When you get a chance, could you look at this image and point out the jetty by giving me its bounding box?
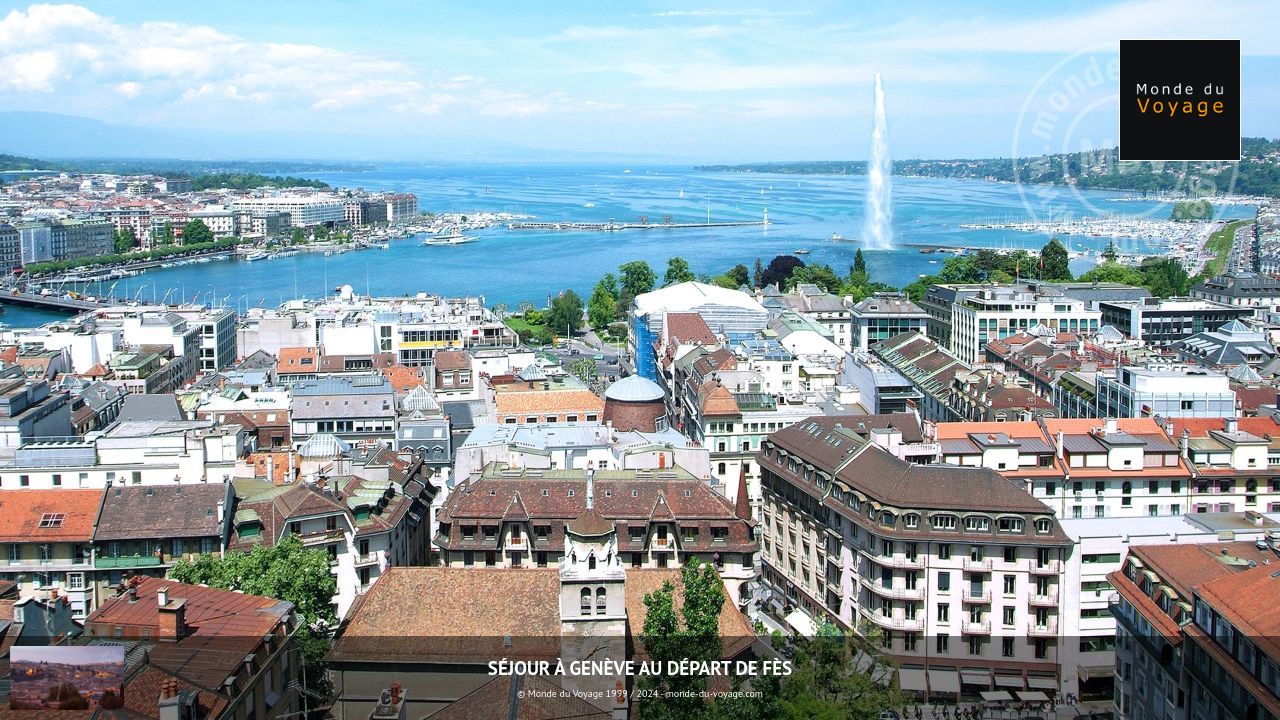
[508,211,770,233]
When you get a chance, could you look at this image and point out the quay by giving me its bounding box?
[508,212,769,233]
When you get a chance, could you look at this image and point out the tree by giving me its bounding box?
[768,623,908,719]
[664,256,696,286]
[588,276,619,329]
[158,222,176,247]
[752,258,764,288]
[1078,261,1143,285]
[516,301,535,316]
[113,228,136,254]
[1039,238,1072,281]
[726,263,750,288]
[1102,240,1119,262]
[182,219,214,246]
[853,249,867,276]
[290,227,306,245]
[1140,257,1191,297]
[492,302,509,319]
[313,225,330,241]
[546,289,585,336]
[758,255,806,290]
[169,534,337,702]
[619,260,656,298]
[567,357,597,385]
[637,559,725,720]
[789,263,842,293]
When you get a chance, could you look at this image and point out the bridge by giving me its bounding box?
[0,289,104,313]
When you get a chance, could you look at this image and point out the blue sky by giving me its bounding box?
[0,1,1277,161]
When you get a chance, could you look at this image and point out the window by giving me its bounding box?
[1002,575,1016,595]
[1003,607,1015,626]
[996,517,1024,533]
[937,572,950,592]
[936,635,949,655]
[596,588,607,615]
[1003,546,1017,563]
[37,513,65,529]
[51,474,61,487]
[1002,637,1015,657]
[19,474,29,487]
[938,543,951,560]
[938,603,950,622]
[580,588,592,616]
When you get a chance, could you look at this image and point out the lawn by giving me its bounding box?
[1201,219,1252,279]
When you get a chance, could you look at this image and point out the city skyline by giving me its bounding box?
[1,1,1278,162]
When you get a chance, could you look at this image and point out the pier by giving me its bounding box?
[508,212,769,233]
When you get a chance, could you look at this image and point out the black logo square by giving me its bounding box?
[1119,39,1240,161]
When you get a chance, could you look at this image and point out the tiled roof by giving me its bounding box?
[380,365,425,393]
[625,569,755,660]
[94,484,226,542]
[495,390,604,417]
[664,312,718,346]
[433,349,472,371]
[698,382,739,416]
[1194,564,1280,660]
[0,489,101,542]
[276,347,317,374]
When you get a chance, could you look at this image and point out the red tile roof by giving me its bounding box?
[1169,416,1280,438]
[380,365,424,394]
[433,349,472,371]
[276,347,317,374]
[0,489,102,542]
[665,312,718,346]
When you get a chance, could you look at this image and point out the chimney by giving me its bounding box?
[1055,431,1064,460]
[1180,429,1190,459]
[157,679,190,720]
[157,592,187,642]
[370,683,408,720]
[585,463,595,509]
[128,586,138,603]
[157,586,168,607]
[1103,417,1118,435]
[1225,417,1239,434]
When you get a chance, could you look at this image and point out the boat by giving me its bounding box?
[794,249,811,255]
[583,202,596,208]
[424,229,479,246]
[679,189,684,198]
[243,251,268,262]
[831,232,846,241]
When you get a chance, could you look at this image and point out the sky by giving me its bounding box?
[0,1,1278,162]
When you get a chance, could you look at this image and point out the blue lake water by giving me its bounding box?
[5,165,1255,327]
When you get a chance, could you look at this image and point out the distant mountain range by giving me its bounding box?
[697,138,1280,197]
[0,111,676,166]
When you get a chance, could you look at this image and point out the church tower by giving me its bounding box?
[558,465,628,720]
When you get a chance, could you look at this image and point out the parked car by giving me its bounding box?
[592,353,604,360]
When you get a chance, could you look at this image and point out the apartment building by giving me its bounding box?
[0,222,21,272]
[1191,270,1280,317]
[290,375,397,446]
[872,331,970,422]
[851,293,929,352]
[1109,541,1280,720]
[433,464,759,605]
[0,488,100,617]
[1092,366,1239,419]
[1099,297,1252,346]
[759,416,1073,698]
[1169,416,1280,514]
[230,195,345,227]
[773,283,856,351]
[0,365,74,462]
[950,285,1101,364]
[384,193,419,223]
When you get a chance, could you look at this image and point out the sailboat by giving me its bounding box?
[679,189,685,198]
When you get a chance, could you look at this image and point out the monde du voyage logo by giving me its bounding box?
[1120,40,1240,162]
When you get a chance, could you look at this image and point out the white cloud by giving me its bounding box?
[115,81,140,98]
[0,50,60,91]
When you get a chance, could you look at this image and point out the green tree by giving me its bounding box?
[290,227,306,245]
[182,219,214,246]
[567,357,597,385]
[1140,257,1191,297]
[769,623,907,719]
[725,263,750,288]
[313,225,330,241]
[588,276,619,329]
[637,559,725,720]
[789,262,842,293]
[1039,238,1072,280]
[546,289,585,337]
[113,228,137,254]
[169,534,337,702]
[752,258,764,288]
[1102,240,1119,262]
[619,260,657,298]
[853,249,867,276]
[158,222,176,246]
[759,255,806,289]
[663,256,696,286]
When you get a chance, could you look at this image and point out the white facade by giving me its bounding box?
[951,287,1101,363]
[231,196,344,227]
[1095,366,1237,419]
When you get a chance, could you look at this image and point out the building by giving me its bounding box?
[384,193,418,223]
[1169,416,1280,514]
[433,463,758,605]
[91,483,230,606]
[0,222,20,272]
[839,351,924,415]
[1191,270,1280,317]
[1098,297,1252,346]
[242,210,291,239]
[602,375,667,432]
[431,349,474,398]
[290,376,397,446]
[94,206,154,245]
[1174,319,1278,371]
[758,416,1074,698]
[15,216,113,264]
[230,195,345,227]
[82,576,301,720]
[187,207,240,238]
[872,331,970,422]
[488,369,604,426]
[1108,541,1280,720]
[0,488,100,617]
[1093,365,1238,419]
[0,365,74,463]
[630,282,769,381]
[774,284,855,351]
[228,443,436,618]
[950,285,1101,364]
[850,293,929,352]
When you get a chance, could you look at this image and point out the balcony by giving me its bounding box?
[860,548,924,569]
[299,529,346,547]
[868,613,924,631]
[962,619,992,634]
[95,555,164,569]
[1029,560,1062,575]
[6,558,93,569]
[506,536,527,550]
[353,552,381,567]
[1029,593,1059,607]
[962,588,992,603]
[651,537,675,552]
[864,579,925,601]
[963,557,993,571]
[1028,618,1059,637]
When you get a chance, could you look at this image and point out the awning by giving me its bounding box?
[961,669,991,686]
[784,609,816,638]
[1017,690,1050,702]
[898,667,928,692]
[980,690,1013,702]
[994,674,1023,688]
[1026,677,1059,690]
[1078,664,1115,681]
[928,668,961,694]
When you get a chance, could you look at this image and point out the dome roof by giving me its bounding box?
[298,433,351,459]
[604,375,665,403]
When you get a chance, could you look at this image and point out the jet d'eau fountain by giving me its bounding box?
[863,73,893,250]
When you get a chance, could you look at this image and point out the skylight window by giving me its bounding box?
[38,513,65,528]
